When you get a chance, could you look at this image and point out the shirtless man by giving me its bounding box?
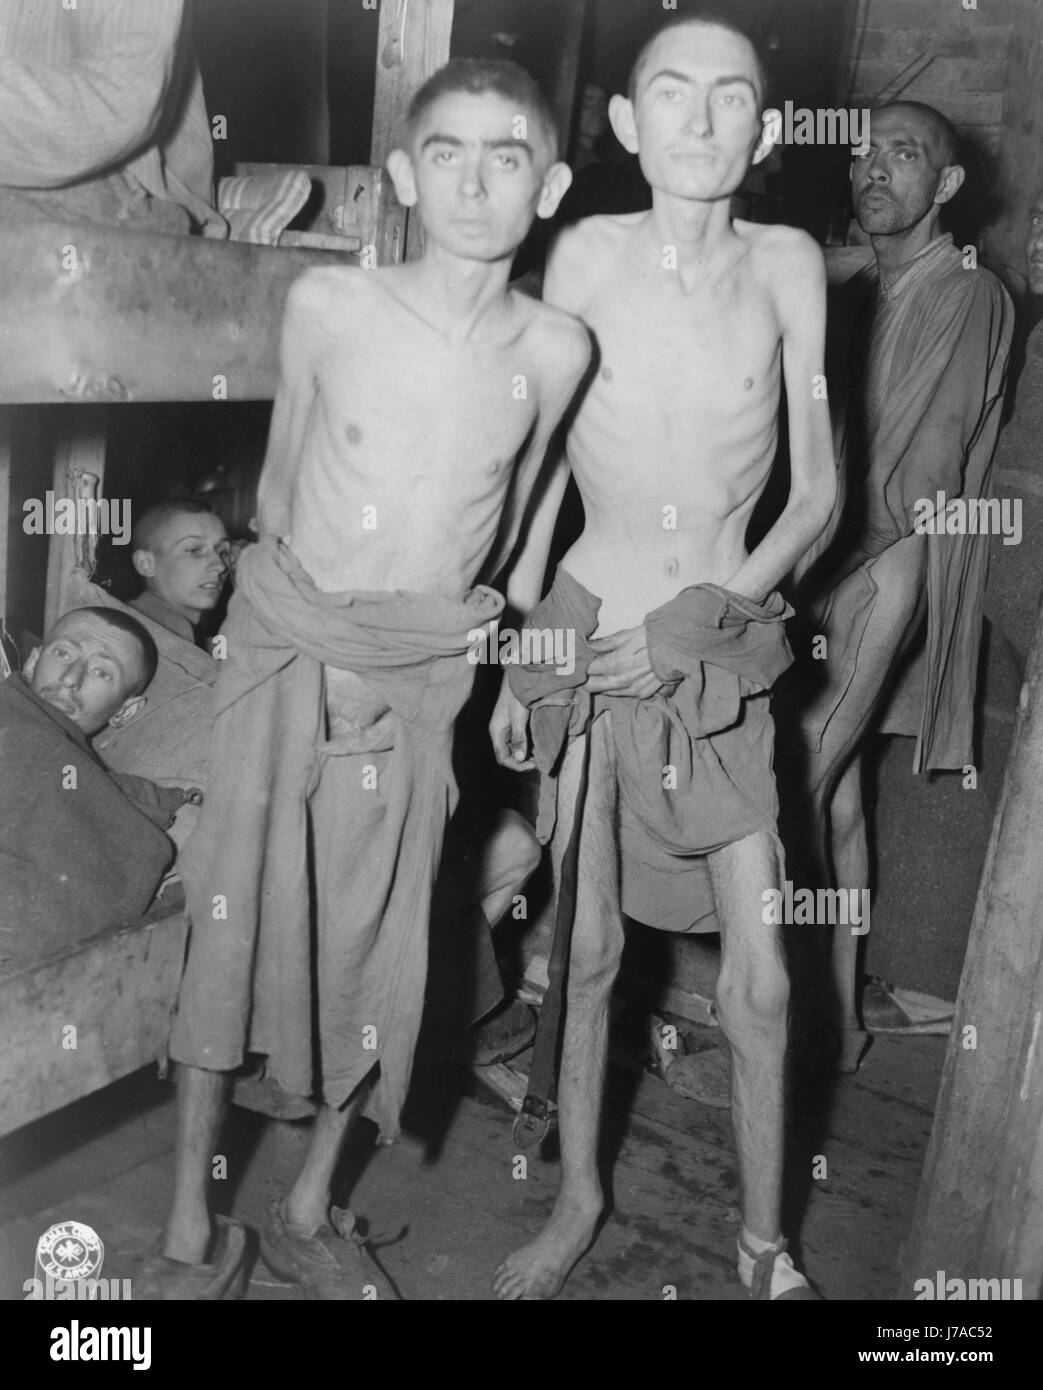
[151,59,589,1299]
[490,13,835,1300]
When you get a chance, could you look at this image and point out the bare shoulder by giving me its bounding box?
[284,263,362,316]
[737,220,825,286]
[518,293,592,383]
[281,265,370,351]
[545,213,637,309]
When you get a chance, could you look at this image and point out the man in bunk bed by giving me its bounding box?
[0,607,196,970]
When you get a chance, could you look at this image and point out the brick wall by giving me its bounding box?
[845,0,1014,155]
[984,0,1043,283]
[844,0,1043,281]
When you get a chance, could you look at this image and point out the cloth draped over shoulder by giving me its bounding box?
[809,235,1013,772]
[0,675,178,969]
[170,536,503,1141]
[507,566,792,933]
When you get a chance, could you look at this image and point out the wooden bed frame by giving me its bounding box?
[0,0,589,1140]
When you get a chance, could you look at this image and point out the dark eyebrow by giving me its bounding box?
[646,69,758,98]
[486,138,533,160]
[711,75,758,95]
[419,134,534,158]
[646,68,694,87]
[420,133,464,152]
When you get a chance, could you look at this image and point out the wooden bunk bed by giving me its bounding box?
[0,0,451,1138]
[0,0,589,1140]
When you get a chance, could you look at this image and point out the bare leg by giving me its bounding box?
[476,808,542,931]
[804,538,927,1050]
[282,1085,371,1233]
[828,757,868,1036]
[494,715,622,1299]
[710,832,789,1244]
[163,1063,229,1263]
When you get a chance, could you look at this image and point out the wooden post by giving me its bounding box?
[550,0,588,162]
[900,597,1043,1296]
[369,0,455,260]
[43,408,106,633]
[0,409,11,635]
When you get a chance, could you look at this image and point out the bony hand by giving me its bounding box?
[489,681,535,771]
[585,625,664,699]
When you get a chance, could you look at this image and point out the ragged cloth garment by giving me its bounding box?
[0,674,181,970]
[507,566,793,933]
[985,317,1043,662]
[169,536,503,1141]
[808,235,1013,772]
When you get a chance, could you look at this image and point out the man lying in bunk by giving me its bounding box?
[148,58,590,1300]
[0,607,195,969]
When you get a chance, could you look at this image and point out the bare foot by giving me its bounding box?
[162,1216,212,1266]
[493,1196,601,1300]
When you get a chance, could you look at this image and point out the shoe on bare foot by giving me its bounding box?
[260,1198,398,1300]
[454,999,537,1067]
[493,1199,601,1300]
[738,1232,820,1301]
[136,1217,247,1300]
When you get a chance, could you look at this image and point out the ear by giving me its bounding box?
[386,148,418,208]
[108,695,146,729]
[935,163,965,206]
[23,646,40,681]
[535,162,574,221]
[132,548,155,579]
[608,94,639,156]
[751,108,780,167]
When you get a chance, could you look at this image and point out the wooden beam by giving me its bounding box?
[370,0,455,260]
[901,597,1043,1295]
[0,905,188,1139]
[0,221,352,405]
[0,410,11,634]
[551,0,588,162]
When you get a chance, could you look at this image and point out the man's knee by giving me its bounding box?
[568,919,624,995]
[716,959,790,1045]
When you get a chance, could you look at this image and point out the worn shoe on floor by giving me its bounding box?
[136,1217,247,1300]
[862,978,953,1035]
[455,998,537,1067]
[739,1233,820,1301]
[260,1198,398,1300]
[230,1071,318,1121]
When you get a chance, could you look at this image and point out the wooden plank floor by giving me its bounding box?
[0,1033,944,1301]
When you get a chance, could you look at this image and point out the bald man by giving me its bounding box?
[797,103,1013,1064]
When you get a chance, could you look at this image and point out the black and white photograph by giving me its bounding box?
[0,0,1040,1341]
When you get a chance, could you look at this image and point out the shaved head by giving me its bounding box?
[871,101,960,169]
[628,10,768,106]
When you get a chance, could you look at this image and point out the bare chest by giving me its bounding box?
[584,273,780,422]
[320,334,537,476]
